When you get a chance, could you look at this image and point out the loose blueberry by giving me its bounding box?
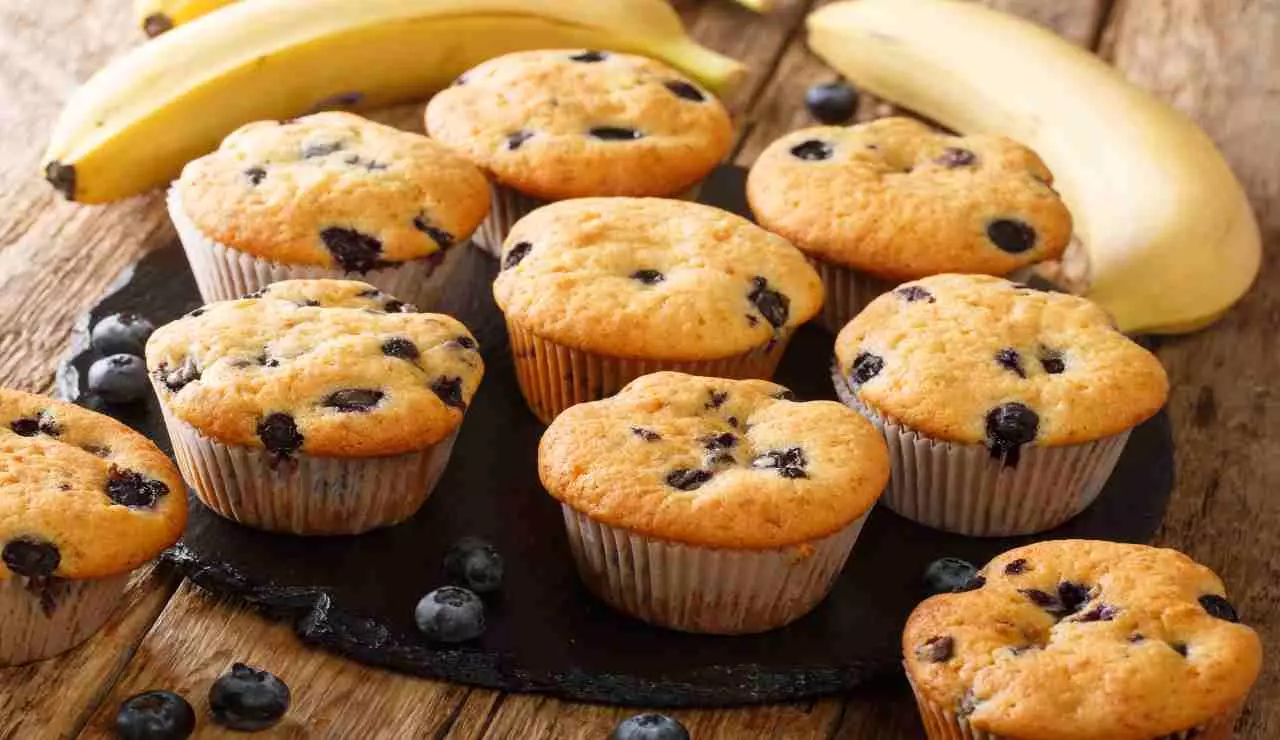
[381,337,419,361]
[664,80,705,103]
[569,50,607,63]
[208,663,291,732]
[114,690,196,740]
[915,635,954,663]
[986,219,1037,254]
[91,313,155,356]
[1199,594,1240,622]
[804,81,858,125]
[503,241,532,270]
[244,167,266,186]
[1040,350,1066,375]
[589,126,643,141]
[412,215,454,250]
[321,389,384,412]
[506,130,534,150]
[789,139,833,161]
[850,352,884,386]
[937,147,977,168]
[444,538,504,594]
[415,586,485,642]
[320,227,384,273]
[106,466,169,508]
[2,537,60,578]
[666,468,713,491]
[430,376,466,410]
[610,713,690,740]
[89,354,150,404]
[995,348,1026,378]
[257,413,304,457]
[985,402,1038,467]
[894,285,935,303]
[923,558,982,596]
[630,269,664,285]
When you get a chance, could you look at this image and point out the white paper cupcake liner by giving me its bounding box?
[168,187,467,309]
[473,182,707,259]
[908,678,1238,740]
[560,505,868,635]
[833,368,1129,537]
[158,403,458,536]
[807,257,896,333]
[0,571,130,665]
[506,320,792,424]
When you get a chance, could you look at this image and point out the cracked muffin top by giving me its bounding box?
[747,117,1071,280]
[903,540,1262,740]
[493,198,824,361]
[834,274,1168,455]
[425,50,733,200]
[145,280,483,458]
[174,112,490,270]
[0,389,187,581]
[539,372,888,549]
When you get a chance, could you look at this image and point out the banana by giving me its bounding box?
[45,0,746,203]
[133,0,236,36]
[806,0,1260,335]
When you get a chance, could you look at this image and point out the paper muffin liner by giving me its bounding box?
[472,182,706,259]
[0,571,131,665]
[560,504,868,634]
[168,187,466,309]
[907,677,1240,740]
[832,368,1129,537]
[157,403,458,536]
[806,257,896,334]
[506,320,792,425]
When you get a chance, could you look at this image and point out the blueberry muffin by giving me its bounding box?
[747,117,1072,330]
[493,198,823,423]
[904,540,1262,739]
[540,372,889,634]
[0,389,187,664]
[170,112,490,307]
[834,274,1167,536]
[145,280,483,535]
[425,49,734,255]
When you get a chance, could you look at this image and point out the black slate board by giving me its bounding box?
[56,166,1174,707]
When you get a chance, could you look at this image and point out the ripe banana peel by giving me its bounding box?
[807,0,1261,335]
[45,0,746,203]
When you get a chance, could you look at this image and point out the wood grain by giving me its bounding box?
[0,0,1277,738]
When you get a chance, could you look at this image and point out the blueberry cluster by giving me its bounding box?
[86,312,155,405]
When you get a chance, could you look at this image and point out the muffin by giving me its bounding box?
[904,540,1262,739]
[540,372,889,634]
[0,389,186,665]
[747,117,1072,330]
[145,279,482,535]
[493,198,823,423]
[833,274,1168,537]
[425,49,734,255]
[170,111,490,308]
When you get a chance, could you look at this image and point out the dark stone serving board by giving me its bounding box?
[56,166,1174,707]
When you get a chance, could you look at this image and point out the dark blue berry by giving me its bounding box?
[790,139,833,161]
[987,219,1037,254]
[985,402,1038,467]
[805,81,858,125]
[747,276,789,328]
[937,147,976,168]
[91,313,155,356]
[894,285,935,303]
[569,50,607,63]
[589,126,643,141]
[630,269,664,285]
[89,354,150,404]
[106,466,169,508]
[1040,350,1066,374]
[244,167,266,186]
[923,557,982,596]
[2,537,60,578]
[320,226,384,273]
[430,376,466,410]
[208,663,290,732]
[415,586,485,642]
[666,468,713,491]
[114,690,196,740]
[381,337,419,361]
[257,413,304,457]
[444,538,504,595]
[850,352,884,386]
[506,130,534,150]
[631,427,661,441]
[411,215,454,249]
[664,80,705,103]
[503,241,532,270]
[1199,594,1239,622]
[321,388,384,412]
[915,635,954,663]
[611,713,690,740]
[995,348,1026,378]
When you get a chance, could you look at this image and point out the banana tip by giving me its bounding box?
[44,161,76,201]
[142,13,173,38]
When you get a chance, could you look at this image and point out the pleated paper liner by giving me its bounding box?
[833,368,1130,537]
[561,505,869,635]
[158,402,459,536]
[0,572,131,665]
[506,320,792,425]
[807,256,896,334]
[168,187,466,310]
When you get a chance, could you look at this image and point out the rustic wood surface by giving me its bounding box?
[1,0,1276,737]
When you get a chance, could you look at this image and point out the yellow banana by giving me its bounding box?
[806,0,1260,335]
[133,0,235,36]
[46,0,746,203]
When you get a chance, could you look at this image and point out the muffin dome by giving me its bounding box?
[426,50,733,200]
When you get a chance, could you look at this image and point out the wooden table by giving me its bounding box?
[1,1,1276,737]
